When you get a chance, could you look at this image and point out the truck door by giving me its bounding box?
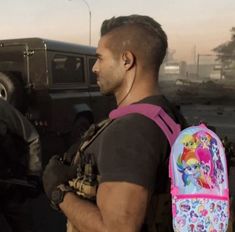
[46,52,91,133]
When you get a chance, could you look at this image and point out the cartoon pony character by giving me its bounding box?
[195,131,211,149]
[177,151,202,190]
[177,131,212,190]
[175,215,186,228]
[181,134,198,152]
[209,138,224,184]
[194,131,214,189]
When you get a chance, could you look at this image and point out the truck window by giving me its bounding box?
[52,54,85,84]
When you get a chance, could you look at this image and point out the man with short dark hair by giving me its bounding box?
[43,15,185,232]
[0,98,42,232]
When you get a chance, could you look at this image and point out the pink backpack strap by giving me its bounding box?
[109,103,181,147]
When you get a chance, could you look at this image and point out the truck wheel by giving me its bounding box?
[0,72,25,110]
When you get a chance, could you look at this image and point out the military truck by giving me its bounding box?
[0,37,116,162]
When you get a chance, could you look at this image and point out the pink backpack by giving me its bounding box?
[110,103,230,232]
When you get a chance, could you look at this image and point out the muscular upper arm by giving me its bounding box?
[97,181,149,232]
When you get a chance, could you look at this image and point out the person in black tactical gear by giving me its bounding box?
[43,15,186,232]
[0,99,42,232]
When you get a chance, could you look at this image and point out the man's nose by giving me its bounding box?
[92,60,98,74]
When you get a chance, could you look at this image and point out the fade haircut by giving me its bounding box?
[100,15,168,72]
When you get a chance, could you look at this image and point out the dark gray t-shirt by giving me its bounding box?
[85,95,185,193]
[83,95,185,231]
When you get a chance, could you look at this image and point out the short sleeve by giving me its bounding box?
[97,113,167,191]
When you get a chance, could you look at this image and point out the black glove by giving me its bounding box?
[42,155,77,200]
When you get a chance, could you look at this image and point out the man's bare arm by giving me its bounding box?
[59,181,149,232]
[60,192,105,232]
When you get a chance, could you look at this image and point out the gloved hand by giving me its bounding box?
[42,155,77,200]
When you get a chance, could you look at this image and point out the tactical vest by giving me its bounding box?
[66,119,112,232]
[65,119,174,232]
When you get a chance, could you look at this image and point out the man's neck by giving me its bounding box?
[115,70,160,106]
[117,85,161,106]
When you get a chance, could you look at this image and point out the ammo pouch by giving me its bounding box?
[68,152,98,201]
[66,119,112,232]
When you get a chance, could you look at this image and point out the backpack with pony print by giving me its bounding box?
[109,103,230,232]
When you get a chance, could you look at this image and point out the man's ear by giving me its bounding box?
[121,51,135,70]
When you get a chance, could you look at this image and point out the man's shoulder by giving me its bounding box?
[0,99,13,114]
[105,108,164,141]
[110,110,159,128]
[109,94,178,125]
[103,94,186,139]
[0,98,18,110]
[0,99,22,121]
[137,95,187,127]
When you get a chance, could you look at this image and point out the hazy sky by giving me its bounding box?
[1,0,234,63]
